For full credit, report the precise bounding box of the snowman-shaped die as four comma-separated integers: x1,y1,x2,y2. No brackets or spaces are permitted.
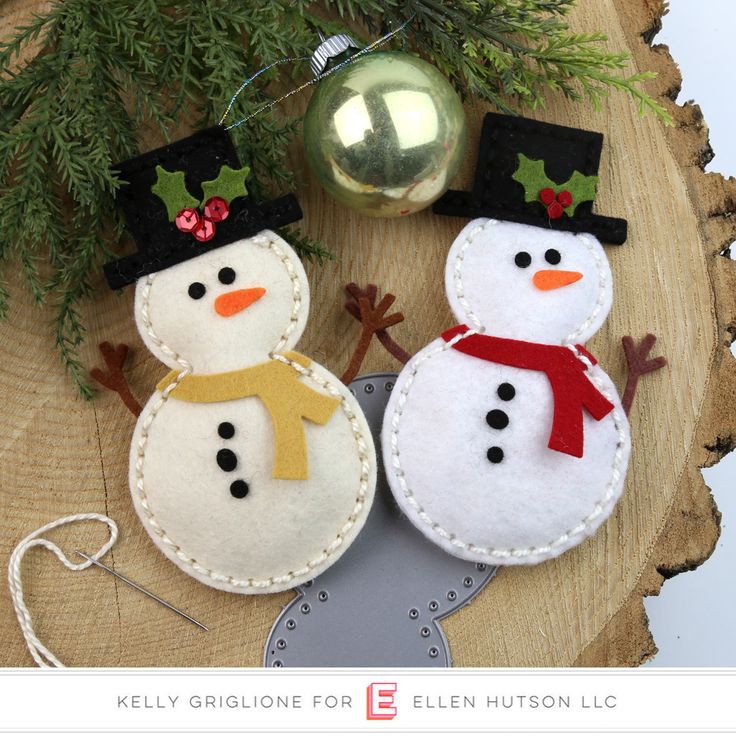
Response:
382,113,631,566
105,127,376,593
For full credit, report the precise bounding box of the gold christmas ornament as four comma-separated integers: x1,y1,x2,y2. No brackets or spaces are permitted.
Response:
304,51,467,217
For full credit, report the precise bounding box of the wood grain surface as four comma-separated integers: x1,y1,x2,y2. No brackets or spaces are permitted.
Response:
1,0,734,667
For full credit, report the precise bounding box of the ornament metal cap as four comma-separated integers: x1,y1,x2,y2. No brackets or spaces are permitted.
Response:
310,32,360,78
433,112,628,245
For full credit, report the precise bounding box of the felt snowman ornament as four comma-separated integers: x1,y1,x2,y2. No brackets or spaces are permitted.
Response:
382,113,631,566
104,127,376,593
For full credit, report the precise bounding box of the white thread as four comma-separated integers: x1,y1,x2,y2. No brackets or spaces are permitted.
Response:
564,233,608,344
252,233,303,354
452,220,495,330
134,235,370,589
8,513,118,668
389,227,627,560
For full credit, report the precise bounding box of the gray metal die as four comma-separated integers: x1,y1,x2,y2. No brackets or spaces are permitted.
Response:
264,373,496,667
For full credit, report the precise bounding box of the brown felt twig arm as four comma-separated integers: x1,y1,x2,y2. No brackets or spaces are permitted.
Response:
345,301,412,365
90,342,143,418
342,300,376,386
621,334,667,416
344,282,411,364
341,284,408,384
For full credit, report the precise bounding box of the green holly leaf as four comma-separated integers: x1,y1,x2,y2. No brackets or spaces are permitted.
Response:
151,166,200,221
511,153,556,204
561,170,598,216
512,153,599,217
200,165,250,204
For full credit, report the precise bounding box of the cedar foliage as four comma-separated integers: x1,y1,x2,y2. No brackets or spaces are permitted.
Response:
0,0,670,396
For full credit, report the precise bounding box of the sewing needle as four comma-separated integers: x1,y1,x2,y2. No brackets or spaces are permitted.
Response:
76,550,209,632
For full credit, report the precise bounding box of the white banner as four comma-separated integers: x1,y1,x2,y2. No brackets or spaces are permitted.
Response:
0,668,733,734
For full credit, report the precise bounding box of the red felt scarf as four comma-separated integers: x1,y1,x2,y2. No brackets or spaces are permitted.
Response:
442,325,614,458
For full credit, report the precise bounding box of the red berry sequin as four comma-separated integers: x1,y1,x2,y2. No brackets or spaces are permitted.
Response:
204,196,229,223
193,217,216,242
175,208,201,233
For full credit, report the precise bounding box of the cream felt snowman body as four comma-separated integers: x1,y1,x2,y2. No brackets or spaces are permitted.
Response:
382,219,630,565
103,126,376,595
131,231,376,593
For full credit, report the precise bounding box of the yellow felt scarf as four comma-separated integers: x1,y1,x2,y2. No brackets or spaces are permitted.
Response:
156,352,340,481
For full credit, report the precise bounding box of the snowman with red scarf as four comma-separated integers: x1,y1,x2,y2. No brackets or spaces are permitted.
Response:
382,113,631,566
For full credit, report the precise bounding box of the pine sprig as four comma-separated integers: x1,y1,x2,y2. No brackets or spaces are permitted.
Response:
0,0,670,397
337,0,673,121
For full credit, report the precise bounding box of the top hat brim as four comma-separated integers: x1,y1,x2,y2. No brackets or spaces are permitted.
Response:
104,193,302,290
433,112,628,245
433,190,628,245
104,126,303,289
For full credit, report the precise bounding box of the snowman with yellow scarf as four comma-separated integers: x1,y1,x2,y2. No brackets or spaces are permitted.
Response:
101,126,376,594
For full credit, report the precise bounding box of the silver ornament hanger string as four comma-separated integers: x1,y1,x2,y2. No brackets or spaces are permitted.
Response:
220,16,414,131
218,56,311,129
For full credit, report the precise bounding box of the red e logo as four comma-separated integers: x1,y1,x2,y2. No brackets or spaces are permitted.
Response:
366,682,397,720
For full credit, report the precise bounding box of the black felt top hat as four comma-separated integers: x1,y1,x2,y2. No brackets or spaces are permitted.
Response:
104,126,303,289
433,112,627,244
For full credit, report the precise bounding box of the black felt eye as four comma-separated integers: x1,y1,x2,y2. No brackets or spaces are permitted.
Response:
218,267,236,285
545,248,561,265
188,282,206,300
514,251,532,268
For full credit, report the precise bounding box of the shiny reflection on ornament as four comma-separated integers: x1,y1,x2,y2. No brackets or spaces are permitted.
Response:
304,52,467,217
333,94,373,148
382,90,438,149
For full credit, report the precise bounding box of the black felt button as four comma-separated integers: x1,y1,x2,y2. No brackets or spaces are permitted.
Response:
218,422,235,439
514,251,532,268
217,448,237,472
218,267,236,285
230,480,249,498
545,248,561,265
487,446,504,464
497,383,516,401
486,410,509,430
188,282,206,299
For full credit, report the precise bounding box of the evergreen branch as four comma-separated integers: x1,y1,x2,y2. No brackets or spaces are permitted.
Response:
337,0,673,123
0,0,670,397
278,227,335,264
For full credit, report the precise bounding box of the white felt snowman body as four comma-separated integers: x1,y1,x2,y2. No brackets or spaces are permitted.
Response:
130,230,376,593
382,218,630,566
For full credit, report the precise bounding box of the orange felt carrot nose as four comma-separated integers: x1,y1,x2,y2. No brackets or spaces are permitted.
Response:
533,269,583,291
214,287,266,317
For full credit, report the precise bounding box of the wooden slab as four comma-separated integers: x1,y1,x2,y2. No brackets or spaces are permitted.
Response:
1,0,734,667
